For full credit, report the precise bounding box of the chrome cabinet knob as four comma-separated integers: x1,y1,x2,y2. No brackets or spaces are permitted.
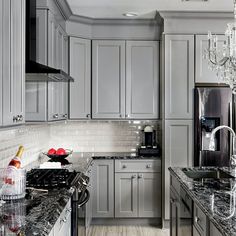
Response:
66,208,72,213
146,164,152,169
195,216,200,223
63,114,68,118
13,116,17,122
86,114,90,118
53,114,59,119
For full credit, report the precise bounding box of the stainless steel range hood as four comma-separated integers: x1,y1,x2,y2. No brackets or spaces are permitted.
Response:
26,0,74,82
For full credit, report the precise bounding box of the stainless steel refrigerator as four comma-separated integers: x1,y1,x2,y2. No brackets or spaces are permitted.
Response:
194,86,233,167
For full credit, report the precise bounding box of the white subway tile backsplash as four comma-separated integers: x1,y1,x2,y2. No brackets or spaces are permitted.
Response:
0,120,161,168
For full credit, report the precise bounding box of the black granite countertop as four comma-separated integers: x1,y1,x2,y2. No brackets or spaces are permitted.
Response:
0,153,93,236
169,167,236,236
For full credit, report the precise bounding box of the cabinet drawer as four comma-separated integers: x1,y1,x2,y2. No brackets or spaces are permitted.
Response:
115,159,161,173
194,203,208,236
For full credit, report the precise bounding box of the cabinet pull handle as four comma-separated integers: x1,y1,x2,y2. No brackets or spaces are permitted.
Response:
53,114,59,119
146,164,152,168
13,116,17,122
138,174,143,179
195,216,200,224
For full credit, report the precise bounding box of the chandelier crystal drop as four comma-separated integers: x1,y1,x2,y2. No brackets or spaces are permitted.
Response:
206,0,236,93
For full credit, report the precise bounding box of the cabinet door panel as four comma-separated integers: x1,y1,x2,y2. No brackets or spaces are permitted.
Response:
164,120,193,219
25,82,47,121
70,38,91,119
92,40,125,119
196,35,225,84
138,173,161,217
92,160,114,218
48,82,60,121
3,0,25,126
48,11,57,68
126,41,159,119
165,35,194,119
115,173,138,218
0,0,3,125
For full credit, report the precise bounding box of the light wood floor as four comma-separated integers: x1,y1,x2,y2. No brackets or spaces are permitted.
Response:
87,226,170,236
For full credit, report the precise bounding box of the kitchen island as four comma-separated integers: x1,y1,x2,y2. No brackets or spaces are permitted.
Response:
169,167,236,236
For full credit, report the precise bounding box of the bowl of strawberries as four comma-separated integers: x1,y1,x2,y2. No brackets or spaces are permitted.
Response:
43,148,73,159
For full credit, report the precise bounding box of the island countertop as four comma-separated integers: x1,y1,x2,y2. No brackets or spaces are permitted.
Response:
169,167,236,236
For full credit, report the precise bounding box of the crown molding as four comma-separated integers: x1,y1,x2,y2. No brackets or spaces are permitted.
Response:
159,11,233,20
54,0,73,20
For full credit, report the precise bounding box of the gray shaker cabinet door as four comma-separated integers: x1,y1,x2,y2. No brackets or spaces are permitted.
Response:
164,35,194,119
115,173,138,218
164,120,193,220
126,41,159,119
70,37,91,119
138,173,161,218
92,40,125,119
2,0,25,126
92,160,114,218
195,35,225,84
0,0,3,125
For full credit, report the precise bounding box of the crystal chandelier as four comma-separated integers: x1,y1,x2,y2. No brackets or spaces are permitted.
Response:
206,0,236,93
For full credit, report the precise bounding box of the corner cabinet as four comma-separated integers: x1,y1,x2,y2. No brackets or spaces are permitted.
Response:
1,0,25,126
69,37,91,119
92,40,126,119
164,35,194,119
92,40,159,120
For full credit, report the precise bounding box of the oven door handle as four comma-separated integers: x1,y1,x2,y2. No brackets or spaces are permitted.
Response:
78,189,90,208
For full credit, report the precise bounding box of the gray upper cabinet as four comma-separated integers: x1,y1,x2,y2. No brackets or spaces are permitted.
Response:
195,35,225,84
2,0,25,126
70,37,91,119
115,173,138,218
126,41,159,119
138,173,161,218
92,160,114,218
92,40,126,119
164,35,194,119
26,8,68,122
164,119,193,220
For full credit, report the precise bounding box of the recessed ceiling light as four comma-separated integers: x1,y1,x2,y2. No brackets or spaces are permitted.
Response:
123,12,138,17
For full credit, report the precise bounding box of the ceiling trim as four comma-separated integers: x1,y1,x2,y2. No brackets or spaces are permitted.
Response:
160,11,233,20
54,0,73,20
68,11,163,26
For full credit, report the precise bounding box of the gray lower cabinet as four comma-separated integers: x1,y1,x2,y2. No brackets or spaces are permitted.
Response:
126,41,159,119
164,120,193,220
115,160,161,218
92,40,126,119
195,35,225,84
115,173,138,217
69,37,91,119
164,34,194,119
2,0,25,126
92,160,114,218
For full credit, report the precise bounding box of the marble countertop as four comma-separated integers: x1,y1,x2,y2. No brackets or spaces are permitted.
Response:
169,167,236,236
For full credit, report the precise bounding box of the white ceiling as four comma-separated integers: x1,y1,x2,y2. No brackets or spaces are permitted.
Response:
67,0,233,19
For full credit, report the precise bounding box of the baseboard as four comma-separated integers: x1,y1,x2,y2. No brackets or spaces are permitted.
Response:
91,218,161,226
162,219,170,229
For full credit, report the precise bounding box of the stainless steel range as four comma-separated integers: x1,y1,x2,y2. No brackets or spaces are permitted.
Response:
26,169,90,236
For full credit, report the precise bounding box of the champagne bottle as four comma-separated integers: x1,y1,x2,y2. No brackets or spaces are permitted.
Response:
8,146,24,170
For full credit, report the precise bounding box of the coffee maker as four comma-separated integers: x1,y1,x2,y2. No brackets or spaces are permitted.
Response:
138,126,160,157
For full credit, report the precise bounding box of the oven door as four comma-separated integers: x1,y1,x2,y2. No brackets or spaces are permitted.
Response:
77,189,90,236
